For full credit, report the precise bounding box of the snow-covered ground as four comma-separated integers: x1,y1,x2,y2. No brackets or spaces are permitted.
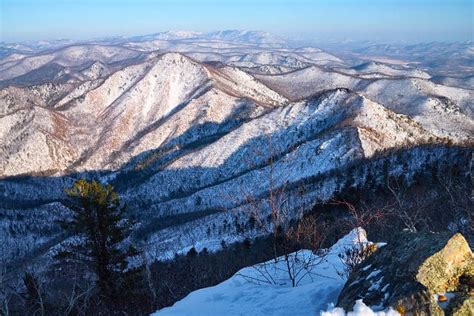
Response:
152,229,399,316
321,300,399,316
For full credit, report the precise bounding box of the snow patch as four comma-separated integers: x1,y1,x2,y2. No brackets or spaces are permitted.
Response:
321,300,399,316
152,228,372,316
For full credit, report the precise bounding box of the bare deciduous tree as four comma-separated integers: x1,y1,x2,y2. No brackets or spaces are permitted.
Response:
386,177,423,232
237,137,331,287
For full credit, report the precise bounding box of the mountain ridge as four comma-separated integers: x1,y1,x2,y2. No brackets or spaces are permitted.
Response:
0,33,472,273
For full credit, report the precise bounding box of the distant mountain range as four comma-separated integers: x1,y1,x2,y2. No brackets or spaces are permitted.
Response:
0,30,473,270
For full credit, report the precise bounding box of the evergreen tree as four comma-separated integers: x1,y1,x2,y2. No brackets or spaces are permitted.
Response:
56,179,137,303
186,247,198,258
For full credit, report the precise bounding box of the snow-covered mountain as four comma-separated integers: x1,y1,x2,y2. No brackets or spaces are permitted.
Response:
348,41,474,78
203,30,287,46
0,44,146,85
255,66,474,141
0,32,473,270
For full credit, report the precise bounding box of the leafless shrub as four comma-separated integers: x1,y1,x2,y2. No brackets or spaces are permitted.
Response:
327,200,385,278
386,177,424,232
61,268,95,315
236,137,331,287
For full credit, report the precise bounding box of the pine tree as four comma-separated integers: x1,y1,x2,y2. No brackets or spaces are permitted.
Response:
56,179,137,303
186,247,198,258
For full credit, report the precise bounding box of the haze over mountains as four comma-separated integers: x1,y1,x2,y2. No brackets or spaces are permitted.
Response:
0,30,473,269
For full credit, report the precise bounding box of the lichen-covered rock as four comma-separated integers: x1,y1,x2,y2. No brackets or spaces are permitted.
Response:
337,231,473,316
448,294,474,316
416,234,473,294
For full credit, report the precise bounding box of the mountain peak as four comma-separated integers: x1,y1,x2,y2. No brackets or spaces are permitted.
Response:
157,51,197,64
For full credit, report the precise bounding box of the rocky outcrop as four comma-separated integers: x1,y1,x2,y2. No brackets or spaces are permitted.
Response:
337,231,473,315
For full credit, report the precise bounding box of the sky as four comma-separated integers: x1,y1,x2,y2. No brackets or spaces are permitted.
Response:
1,0,473,43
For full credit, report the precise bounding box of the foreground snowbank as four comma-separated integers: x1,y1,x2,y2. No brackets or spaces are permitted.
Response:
321,300,399,316
152,228,398,316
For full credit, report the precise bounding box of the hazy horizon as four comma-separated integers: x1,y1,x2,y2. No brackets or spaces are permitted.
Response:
1,0,472,43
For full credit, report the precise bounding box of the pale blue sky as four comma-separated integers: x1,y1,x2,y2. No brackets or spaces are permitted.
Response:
1,0,473,42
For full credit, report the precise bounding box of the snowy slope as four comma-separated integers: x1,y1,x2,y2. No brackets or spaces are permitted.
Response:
228,52,311,69
153,229,398,316
255,68,474,142
0,44,144,81
122,88,434,210
349,61,431,79
431,75,474,90
352,41,474,77
0,52,291,176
